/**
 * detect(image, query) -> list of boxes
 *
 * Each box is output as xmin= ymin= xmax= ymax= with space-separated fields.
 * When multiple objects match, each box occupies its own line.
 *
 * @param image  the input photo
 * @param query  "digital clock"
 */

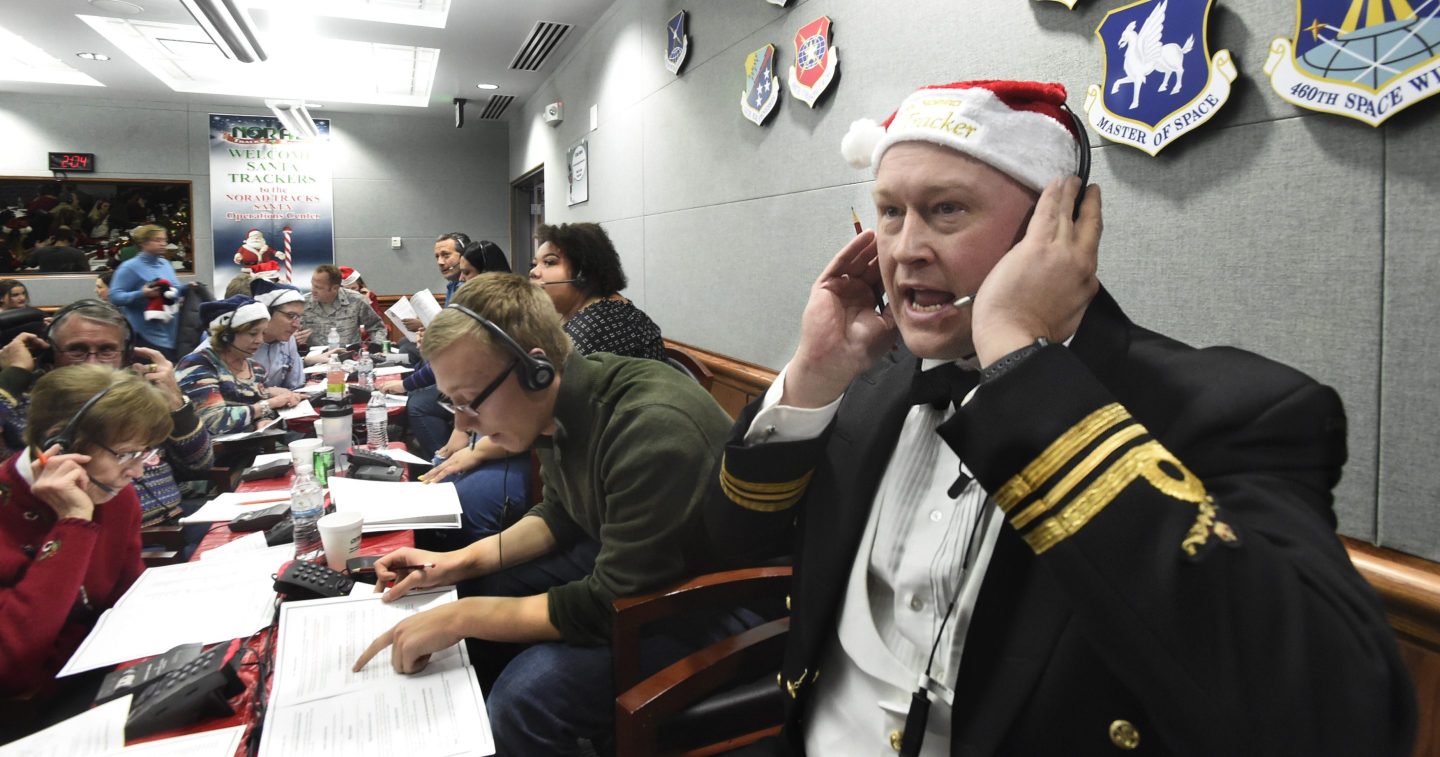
xmin=48 ymin=152 xmax=95 ymax=172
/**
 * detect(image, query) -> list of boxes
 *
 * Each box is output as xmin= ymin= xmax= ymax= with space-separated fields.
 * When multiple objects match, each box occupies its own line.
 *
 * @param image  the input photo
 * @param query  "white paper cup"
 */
xmin=318 ymin=511 xmax=364 ymax=572
xmin=288 ymin=438 xmax=322 ymax=469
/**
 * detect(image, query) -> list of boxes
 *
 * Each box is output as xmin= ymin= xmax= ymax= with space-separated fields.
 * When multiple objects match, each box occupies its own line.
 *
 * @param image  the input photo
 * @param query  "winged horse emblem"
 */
xmin=1111 ymin=0 xmax=1194 ymax=109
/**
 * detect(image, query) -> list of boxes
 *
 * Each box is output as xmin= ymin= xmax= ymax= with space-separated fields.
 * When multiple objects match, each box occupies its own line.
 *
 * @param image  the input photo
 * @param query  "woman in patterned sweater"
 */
xmin=176 ymin=296 xmax=301 ymax=436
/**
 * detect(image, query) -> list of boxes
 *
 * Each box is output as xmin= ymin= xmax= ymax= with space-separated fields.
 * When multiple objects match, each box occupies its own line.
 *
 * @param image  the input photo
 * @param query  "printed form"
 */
xmin=260 ymin=589 xmax=493 ymax=757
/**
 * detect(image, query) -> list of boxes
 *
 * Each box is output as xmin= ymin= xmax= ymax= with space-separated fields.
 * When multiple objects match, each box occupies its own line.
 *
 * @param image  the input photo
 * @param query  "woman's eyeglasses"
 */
xmin=98 ymin=443 xmax=159 ymax=466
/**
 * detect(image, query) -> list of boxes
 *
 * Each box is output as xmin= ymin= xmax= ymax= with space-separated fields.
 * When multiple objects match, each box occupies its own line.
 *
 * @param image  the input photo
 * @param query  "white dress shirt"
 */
xmin=745 ymin=361 xmax=1001 ymax=755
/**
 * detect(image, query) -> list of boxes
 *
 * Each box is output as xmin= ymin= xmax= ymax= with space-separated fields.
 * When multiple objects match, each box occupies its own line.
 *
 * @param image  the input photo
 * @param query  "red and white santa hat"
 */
xmin=840 ymin=80 xmax=1079 ymax=192
xmin=339 ymin=266 xmax=361 ymax=287
xmin=250 ymin=260 xmax=281 ymax=281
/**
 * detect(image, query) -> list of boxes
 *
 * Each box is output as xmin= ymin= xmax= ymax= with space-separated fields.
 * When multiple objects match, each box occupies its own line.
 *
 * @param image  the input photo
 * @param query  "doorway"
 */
xmin=510 ymin=165 xmax=544 ymax=273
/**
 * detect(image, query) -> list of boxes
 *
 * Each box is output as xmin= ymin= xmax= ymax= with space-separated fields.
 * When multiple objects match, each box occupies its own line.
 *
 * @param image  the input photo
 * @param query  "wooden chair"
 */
xmin=664 ymin=345 xmax=715 ymax=392
xmin=613 ymin=566 xmax=792 ymax=757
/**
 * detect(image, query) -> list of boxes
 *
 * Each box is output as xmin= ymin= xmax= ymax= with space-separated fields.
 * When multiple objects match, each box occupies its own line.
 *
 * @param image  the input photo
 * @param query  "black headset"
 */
xmin=442 ymin=303 xmax=555 ymax=391
xmin=46 ymin=299 xmax=134 ymax=360
xmin=42 ymin=384 xmax=115 ymax=452
xmin=441 ymin=232 xmax=472 ymax=253
xmin=1061 ymin=102 xmax=1092 ymax=221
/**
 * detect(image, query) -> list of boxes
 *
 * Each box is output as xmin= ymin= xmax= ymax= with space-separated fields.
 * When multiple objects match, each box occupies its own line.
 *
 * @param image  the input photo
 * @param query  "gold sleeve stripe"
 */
xmin=994 ymin=403 xmax=1130 ymax=513
xmin=719 ymin=455 xmax=813 ymax=513
xmin=1022 ymin=440 xmax=1208 ymax=554
xmin=1009 ymin=422 xmax=1147 ymax=530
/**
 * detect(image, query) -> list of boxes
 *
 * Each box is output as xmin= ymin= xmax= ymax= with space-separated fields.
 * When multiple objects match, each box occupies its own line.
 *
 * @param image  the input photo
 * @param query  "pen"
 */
xmin=392 ymin=563 xmax=435 ymax=575
xmin=850 ymin=207 xmax=863 ymax=235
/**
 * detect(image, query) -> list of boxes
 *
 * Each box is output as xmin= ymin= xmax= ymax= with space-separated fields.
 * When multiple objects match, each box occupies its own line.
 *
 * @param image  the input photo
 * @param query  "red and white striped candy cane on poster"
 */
xmin=282 ymin=226 xmax=293 ymax=283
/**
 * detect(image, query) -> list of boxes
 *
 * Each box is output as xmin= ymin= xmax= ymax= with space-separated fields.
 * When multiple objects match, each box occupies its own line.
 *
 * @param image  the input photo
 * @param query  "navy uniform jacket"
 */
xmin=708 ymin=289 xmax=1414 ymax=755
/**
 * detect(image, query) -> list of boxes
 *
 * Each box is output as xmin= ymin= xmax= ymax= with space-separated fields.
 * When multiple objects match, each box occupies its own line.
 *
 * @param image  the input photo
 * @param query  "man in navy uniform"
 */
xmin=709 ymin=79 xmax=1414 ymax=755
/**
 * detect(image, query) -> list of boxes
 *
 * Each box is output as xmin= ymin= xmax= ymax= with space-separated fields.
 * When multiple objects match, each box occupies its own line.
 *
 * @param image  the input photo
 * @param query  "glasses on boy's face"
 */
xmin=437 ymin=361 xmax=517 ymax=417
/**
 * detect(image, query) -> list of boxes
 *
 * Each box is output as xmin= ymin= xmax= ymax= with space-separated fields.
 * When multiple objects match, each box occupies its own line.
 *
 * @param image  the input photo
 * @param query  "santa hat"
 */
xmin=840 ymin=80 xmax=1079 ymax=192
xmin=250 ymin=260 xmax=281 ymax=281
xmin=339 ymin=266 xmax=361 ymax=287
xmin=251 ymin=279 xmax=304 ymax=309
xmin=201 ymin=295 xmax=268 ymax=331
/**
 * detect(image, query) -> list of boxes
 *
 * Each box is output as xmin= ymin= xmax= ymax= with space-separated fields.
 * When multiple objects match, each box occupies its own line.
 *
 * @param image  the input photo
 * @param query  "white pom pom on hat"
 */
xmin=840 ymin=118 xmax=886 ymax=169
xmin=838 ymin=80 xmax=1081 ymax=192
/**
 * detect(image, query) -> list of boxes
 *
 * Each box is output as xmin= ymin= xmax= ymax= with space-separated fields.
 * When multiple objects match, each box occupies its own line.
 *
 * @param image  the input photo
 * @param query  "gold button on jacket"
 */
xmin=1109 ymin=719 xmax=1140 ymax=749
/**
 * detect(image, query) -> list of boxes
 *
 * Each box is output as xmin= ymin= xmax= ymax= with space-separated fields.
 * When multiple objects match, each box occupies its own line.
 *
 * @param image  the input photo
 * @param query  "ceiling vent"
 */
xmin=480 ymin=95 xmax=514 ymax=120
xmin=508 ymin=21 xmax=570 ymax=72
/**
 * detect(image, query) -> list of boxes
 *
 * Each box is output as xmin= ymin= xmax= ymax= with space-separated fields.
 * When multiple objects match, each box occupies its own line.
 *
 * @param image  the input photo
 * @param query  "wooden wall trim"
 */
xmin=1344 ymin=537 xmax=1440 ymax=652
xmin=663 ymin=339 xmax=776 ymax=393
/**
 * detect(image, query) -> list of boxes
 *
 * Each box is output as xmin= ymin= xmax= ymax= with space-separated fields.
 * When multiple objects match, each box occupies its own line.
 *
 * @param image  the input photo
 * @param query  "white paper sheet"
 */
xmin=384 ymin=297 xmax=419 ymax=343
xmin=251 ymin=451 xmax=292 ymax=467
xmin=211 ymin=419 xmax=282 ymax=443
xmin=371 ymin=365 xmax=413 ymax=377
xmin=327 ymin=477 xmax=461 ymax=531
xmin=198 ymin=531 xmax=268 ymax=560
xmin=110 ymin=725 xmax=245 ymax=757
xmin=259 ymin=666 xmax=493 ymax=757
xmin=0 ymin=694 xmax=129 ymax=757
xmin=179 ymin=489 xmax=292 ymax=524
xmin=268 ymin=590 xmax=461 ymax=707
xmin=301 ymin=364 xmax=329 ymax=376
xmin=59 ymin=550 xmax=285 ymax=675
xmin=410 ymin=288 xmax=442 ymax=326
xmin=380 ymin=448 xmax=430 ymax=465
xmin=276 ymin=399 xmax=317 ymax=419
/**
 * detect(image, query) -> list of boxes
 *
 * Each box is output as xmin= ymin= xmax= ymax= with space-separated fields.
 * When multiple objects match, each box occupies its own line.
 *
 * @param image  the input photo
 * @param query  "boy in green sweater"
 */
xmin=355 ymin=273 xmax=743 ymax=755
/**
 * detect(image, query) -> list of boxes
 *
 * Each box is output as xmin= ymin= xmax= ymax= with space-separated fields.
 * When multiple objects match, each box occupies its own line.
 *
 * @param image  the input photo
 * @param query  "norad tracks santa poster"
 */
xmin=208 ymin=114 xmax=335 ymax=292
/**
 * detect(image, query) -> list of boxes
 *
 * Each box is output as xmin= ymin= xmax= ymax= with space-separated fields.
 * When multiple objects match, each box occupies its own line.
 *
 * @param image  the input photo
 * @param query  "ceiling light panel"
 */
xmin=76 ymin=15 xmax=439 ymax=107
xmin=0 ymin=25 xmax=104 ymax=87
xmin=245 ymin=0 xmax=451 ymax=29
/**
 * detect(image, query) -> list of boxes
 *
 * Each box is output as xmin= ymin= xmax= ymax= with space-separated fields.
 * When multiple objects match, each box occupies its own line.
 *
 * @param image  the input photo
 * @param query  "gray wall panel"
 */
xmin=1378 ymin=115 xmax=1440 ymax=559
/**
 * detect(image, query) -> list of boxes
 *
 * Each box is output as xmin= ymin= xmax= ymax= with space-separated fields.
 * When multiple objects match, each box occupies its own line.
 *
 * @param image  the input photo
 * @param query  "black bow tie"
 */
xmin=909 ymin=362 xmax=979 ymax=410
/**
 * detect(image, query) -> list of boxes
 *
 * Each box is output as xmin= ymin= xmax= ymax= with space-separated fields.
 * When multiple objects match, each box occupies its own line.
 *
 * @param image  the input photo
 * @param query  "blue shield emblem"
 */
xmin=665 ymin=11 xmax=688 ymax=75
xmin=741 ymin=44 xmax=779 ymax=126
xmin=1264 ymin=0 xmax=1440 ymax=125
xmin=1085 ymin=0 xmax=1236 ymax=154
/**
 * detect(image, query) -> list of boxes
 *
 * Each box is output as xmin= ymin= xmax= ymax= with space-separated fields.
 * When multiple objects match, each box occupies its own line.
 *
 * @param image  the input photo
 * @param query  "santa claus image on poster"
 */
xmin=233 ymin=228 xmax=287 ymax=271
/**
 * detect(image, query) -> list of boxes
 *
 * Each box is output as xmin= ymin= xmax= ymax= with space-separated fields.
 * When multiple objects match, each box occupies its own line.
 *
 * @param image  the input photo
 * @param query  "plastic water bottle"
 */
xmin=291 ymin=466 xmax=325 ymax=563
xmin=325 ymin=352 xmax=345 ymax=401
xmin=327 ymin=326 xmax=340 ymax=352
xmin=357 ymin=350 xmax=374 ymax=390
xmin=366 ymin=391 xmax=388 ymax=449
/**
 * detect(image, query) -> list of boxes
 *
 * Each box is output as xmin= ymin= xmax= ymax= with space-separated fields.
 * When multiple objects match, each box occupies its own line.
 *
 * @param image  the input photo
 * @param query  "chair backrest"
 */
xmin=663 ymin=344 xmax=714 ymax=391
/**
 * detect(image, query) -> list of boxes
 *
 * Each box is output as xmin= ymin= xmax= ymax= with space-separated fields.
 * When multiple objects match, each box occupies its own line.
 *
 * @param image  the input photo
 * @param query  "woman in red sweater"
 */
xmin=0 ymin=364 xmax=173 ymax=716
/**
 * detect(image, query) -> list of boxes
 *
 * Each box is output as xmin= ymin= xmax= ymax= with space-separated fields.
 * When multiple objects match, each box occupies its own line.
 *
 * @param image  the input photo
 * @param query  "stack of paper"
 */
xmin=259 ymin=590 xmax=493 ymax=757
xmin=179 ymin=489 xmax=292 ymax=524
xmin=327 ymin=477 xmax=461 ymax=531
xmin=0 ymin=694 xmax=128 ymax=757
xmin=277 ymin=399 xmax=317 ymax=420
xmin=384 ymin=288 xmax=443 ymax=344
xmin=211 ymin=419 xmax=283 ymax=443
xmin=59 ymin=549 xmax=289 ymax=676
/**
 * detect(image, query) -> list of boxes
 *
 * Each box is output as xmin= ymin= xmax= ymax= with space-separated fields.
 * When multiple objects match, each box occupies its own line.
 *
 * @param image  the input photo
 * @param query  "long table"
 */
xmin=126 ymin=450 xmax=417 ymax=753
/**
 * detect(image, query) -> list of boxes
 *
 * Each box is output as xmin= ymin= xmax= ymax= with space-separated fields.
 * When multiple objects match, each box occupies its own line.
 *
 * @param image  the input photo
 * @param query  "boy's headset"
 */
xmin=45 ymin=299 xmax=135 ymax=362
xmin=442 ymin=303 xmax=555 ymax=390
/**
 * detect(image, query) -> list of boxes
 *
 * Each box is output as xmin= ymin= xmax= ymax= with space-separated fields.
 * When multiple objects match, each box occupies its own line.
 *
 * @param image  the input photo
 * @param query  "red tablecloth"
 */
xmin=282 ymin=384 xmax=406 ymax=437
xmin=127 ymin=455 xmax=416 ymax=751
